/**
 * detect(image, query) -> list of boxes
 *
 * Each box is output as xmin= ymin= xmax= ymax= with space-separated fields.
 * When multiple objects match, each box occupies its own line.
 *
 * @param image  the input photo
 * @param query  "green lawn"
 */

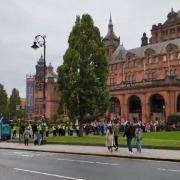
xmin=46 ymin=131 xmax=180 ymax=148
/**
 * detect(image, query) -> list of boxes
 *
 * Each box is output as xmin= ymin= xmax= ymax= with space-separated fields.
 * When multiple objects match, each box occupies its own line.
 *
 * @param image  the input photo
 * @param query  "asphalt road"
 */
xmin=0 ymin=149 xmax=179 ymax=180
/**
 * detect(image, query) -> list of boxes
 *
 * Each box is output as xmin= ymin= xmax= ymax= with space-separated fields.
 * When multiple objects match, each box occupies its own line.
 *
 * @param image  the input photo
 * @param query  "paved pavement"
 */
xmin=0 ymin=142 xmax=180 ymax=162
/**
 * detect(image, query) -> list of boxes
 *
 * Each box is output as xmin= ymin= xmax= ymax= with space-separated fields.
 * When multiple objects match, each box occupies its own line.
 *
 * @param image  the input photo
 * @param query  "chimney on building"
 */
xmin=141 ymin=32 xmax=148 ymax=47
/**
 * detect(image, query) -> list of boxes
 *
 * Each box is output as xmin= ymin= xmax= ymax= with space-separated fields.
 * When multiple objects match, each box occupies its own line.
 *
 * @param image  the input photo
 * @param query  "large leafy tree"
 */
xmin=58 ymin=14 xmax=110 ymax=126
xmin=9 ymin=88 xmax=21 ymax=120
xmin=0 ymin=83 xmax=8 ymax=118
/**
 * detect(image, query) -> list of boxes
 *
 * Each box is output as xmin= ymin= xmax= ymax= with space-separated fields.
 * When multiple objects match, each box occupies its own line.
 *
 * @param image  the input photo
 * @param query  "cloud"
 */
xmin=0 ymin=0 xmax=179 ymax=97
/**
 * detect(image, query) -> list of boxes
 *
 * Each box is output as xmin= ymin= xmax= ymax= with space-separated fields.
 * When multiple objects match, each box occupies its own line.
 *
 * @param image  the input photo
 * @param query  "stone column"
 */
xmin=141 ymin=94 xmax=146 ymax=123
xmin=169 ymin=91 xmax=176 ymax=115
xmin=121 ymin=94 xmax=128 ymax=121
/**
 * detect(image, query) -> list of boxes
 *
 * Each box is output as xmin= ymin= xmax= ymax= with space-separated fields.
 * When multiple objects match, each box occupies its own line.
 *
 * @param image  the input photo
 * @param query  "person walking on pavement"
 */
xmin=113 ymin=121 xmax=119 ymax=151
xmin=135 ymin=125 xmax=143 ymax=153
xmin=23 ymin=128 xmax=30 ymax=146
xmin=123 ymin=122 xmax=135 ymax=153
xmin=106 ymin=125 xmax=114 ymax=152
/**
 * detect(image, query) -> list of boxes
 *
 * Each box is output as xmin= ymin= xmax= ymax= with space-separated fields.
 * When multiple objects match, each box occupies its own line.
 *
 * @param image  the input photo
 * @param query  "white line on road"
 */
xmin=7 ymin=153 xmax=34 ymax=157
xmin=57 ymin=158 xmax=120 ymax=166
xmin=14 ymin=168 xmax=85 ymax=180
xmin=157 ymin=168 xmax=180 ymax=173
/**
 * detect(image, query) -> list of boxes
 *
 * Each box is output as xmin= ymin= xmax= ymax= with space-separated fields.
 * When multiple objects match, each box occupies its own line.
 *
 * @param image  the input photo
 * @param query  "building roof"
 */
xmin=152 ymin=9 xmax=180 ymax=30
xmin=110 ymin=44 xmax=126 ymax=64
xmin=103 ymin=16 xmax=119 ymax=41
xmin=163 ymin=9 xmax=180 ymax=27
xmin=46 ymin=72 xmax=57 ymax=79
xmin=110 ymin=38 xmax=180 ymax=64
xmin=104 ymin=31 xmax=119 ymax=41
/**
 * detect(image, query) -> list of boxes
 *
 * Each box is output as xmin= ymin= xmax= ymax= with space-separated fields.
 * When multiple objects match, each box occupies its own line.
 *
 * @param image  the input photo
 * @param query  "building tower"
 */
xmin=26 ymin=74 xmax=35 ymax=118
xmin=46 ymin=63 xmax=59 ymax=119
xmin=103 ymin=15 xmax=120 ymax=60
xmin=34 ymin=54 xmax=46 ymax=119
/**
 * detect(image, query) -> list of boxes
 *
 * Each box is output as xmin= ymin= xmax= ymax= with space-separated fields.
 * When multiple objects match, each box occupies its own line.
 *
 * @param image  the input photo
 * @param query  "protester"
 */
xmin=135 ymin=125 xmax=143 ymax=153
xmin=106 ymin=126 xmax=114 ymax=152
xmin=23 ymin=128 xmax=30 ymax=146
xmin=12 ymin=125 xmax=17 ymax=139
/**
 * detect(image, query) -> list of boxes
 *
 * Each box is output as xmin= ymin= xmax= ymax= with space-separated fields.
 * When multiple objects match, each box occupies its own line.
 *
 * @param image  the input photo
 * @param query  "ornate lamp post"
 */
xmin=31 ymin=35 xmax=46 ymax=118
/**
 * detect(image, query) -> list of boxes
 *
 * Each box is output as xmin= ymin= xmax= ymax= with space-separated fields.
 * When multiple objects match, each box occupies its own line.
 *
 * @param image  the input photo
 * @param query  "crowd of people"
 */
xmin=105 ymin=120 xmax=143 ymax=153
xmin=10 ymin=117 xmax=179 ymax=151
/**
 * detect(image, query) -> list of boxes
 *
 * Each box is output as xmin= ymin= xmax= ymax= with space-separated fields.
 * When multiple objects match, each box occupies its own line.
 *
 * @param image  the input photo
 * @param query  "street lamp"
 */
xmin=163 ymin=105 xmax=166 ymax=124
xmin=31 ymin=35 xmax=46 ymax=118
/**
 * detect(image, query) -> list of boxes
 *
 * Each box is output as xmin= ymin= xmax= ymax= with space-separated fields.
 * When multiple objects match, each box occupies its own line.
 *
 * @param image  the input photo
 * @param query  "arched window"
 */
xmin=110 ymin=97 xmax=121 ymax=115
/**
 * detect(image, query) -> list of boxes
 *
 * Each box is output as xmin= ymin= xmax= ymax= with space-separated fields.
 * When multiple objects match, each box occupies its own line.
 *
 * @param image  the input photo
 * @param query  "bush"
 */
xmin=167 ymin=114 xmax=180 ymax=125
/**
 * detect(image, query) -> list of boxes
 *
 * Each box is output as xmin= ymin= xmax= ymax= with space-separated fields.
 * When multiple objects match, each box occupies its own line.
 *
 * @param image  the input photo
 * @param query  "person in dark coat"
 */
xmin=123 ymin=122 xmax=135 ymax=153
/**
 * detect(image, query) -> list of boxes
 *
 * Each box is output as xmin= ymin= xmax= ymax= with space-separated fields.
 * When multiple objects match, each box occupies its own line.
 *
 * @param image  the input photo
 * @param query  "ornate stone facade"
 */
xmin=104 ymin=9 xmax=180 ymax=123
xmin=31 ymin=9 xmax=180 ymax=122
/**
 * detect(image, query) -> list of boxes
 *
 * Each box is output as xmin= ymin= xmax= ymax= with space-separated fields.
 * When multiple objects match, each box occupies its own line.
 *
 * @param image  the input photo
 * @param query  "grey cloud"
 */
xmin=0 ymin=0 xmax=180 ymax=97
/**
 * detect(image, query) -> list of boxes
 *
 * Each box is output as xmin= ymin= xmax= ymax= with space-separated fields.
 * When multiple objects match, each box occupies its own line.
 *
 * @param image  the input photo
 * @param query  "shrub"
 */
xmin=167 ymin=114 xmax=180 ymax=125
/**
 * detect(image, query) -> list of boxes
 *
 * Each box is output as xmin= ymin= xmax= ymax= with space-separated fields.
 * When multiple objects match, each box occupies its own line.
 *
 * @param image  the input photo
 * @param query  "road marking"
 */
xmin=157 ymin=168 xmax=180 ymax=173
xmin=57 ymin=158 xmax=120 ymax=166
xmin=7 ymin=152 xmax=34 ymax=157
xmin=14 ymin=168 xmax=85 ymax=180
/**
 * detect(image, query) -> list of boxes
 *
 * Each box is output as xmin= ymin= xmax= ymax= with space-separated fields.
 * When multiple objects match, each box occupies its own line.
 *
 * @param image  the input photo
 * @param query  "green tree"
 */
xmin=57 ymin=14 xmax=110 ymax=130
xmin=0 ymin=83 xmax=8 ymax=118
xmin=9 ymin=88 xmax=21 ymax=120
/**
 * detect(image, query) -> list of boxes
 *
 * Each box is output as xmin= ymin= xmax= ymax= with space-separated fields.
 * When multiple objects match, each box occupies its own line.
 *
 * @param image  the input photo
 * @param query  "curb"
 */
xmin=7 ymin=141 xmax=180 ymax=150
xmin=0 ymin=147 xmax=180 ymax=163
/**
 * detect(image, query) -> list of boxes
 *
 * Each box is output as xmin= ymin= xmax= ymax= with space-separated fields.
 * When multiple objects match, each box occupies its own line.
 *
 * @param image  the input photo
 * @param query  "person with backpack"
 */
xmin=23 ymin=128 xmax=30 ymax=146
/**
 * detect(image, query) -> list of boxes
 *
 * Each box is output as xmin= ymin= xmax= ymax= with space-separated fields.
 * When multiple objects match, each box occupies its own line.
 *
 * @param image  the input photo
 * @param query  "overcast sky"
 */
xmin=0 ymin=0 xmax=180 ymax=98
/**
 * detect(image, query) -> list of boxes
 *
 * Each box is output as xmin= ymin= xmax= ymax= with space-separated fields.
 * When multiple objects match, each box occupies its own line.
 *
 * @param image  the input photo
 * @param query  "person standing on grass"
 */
xmin=135 ymin=125 xmax=143 ymax=153
xmin=23 ymin=128 xmax=30 ymax=146
xmin=106 ymin=126 xmax=114 ymax=152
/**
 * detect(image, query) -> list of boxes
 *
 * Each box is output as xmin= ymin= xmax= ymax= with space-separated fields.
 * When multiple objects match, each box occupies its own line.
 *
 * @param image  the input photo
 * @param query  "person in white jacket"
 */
xmin=106 ymin=125 xmax=114 ymax=152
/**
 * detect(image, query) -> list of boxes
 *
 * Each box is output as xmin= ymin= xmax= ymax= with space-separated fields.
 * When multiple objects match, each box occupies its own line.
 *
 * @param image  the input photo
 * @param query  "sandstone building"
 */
xmin=28 ymin=55 xmax=59 ymax=119
xmin=104 ymin=9 xmax=180 ymax=122
xmin=28 ymin=9 xmax=180 ymax=122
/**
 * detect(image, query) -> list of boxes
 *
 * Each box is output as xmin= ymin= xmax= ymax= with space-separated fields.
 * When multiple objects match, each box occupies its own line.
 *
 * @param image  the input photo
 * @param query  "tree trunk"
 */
xmin=79 ymin=122 xmax=84 ymax=137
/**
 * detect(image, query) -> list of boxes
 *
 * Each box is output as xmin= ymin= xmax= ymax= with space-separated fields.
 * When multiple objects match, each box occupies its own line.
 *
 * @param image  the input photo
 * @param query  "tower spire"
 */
xmin=109 ymin=13 xmax=112 ymax=24
xmin=108 ymin=13 xmax=113 ymax=32
xmin=103 ymin=14 xmax=120 ymax=59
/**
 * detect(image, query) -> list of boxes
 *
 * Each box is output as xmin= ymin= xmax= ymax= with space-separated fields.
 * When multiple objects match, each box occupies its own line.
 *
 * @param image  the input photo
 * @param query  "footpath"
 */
xmin=0 ymin=142 xmax=180 ymax=162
